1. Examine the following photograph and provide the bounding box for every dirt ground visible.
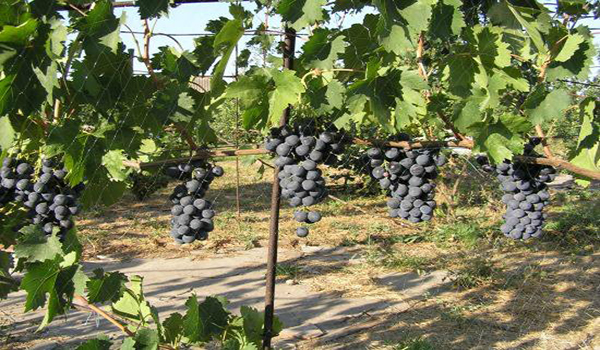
[2,157,599,349]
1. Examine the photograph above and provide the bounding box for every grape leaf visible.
[80,172,127,208]
[429,0,465,40]
[268,69,305,125]
[376,0,434,54]
[162,312,184,345]
[211,18,244,96]
[76,336,112,350]
[135,0,170,19]
[301,29,346,70]
[87,269,127,304]
[102,150,129,182]
[14,226,62,263]
[554,33,584,62]
[571,98,599,185]
[0,251,17,299]
[523,86,572,125]
[443,52,480,97]
[277,0,327,30]
[546,28,596,81]
[183,295,230,342]
[0,18,38,46]
[0,115,14,150]
[112,275,152,322]
[475,26,511,69]
[20,258,80,329]
[133,328,160,350]
[470,113,531,163]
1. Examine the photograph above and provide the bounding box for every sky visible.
[112,2,599,78]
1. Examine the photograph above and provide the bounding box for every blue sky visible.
[114,3,599,78]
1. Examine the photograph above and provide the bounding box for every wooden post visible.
[262,26,296,350]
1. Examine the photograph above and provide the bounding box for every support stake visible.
[263,26,296,350]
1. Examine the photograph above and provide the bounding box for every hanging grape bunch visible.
[265,125,345,238]
[165,161,223,245]
[1,157,34,206]
[21,158,84,239]
[366,138,446,223]
[477,138,556,240]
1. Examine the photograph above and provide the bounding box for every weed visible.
[446,255,499,289]
[275,263,300,279]
[364,247,432,274]
[387,336,434,350]
[434,221,487,248]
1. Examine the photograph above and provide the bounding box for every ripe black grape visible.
[165,160,223,245]
[477,139,555,240]
[266,124,346,237]
[366,138,446,223]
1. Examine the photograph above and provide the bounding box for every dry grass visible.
[11,157,600,349]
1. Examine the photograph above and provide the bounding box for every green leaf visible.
[162,312,184,345]
[87,269,127,304]
[475,26,511,69]
[571,98,599,185]
[523,86,572,125]
[112,275,153,326]
[0,116,15,151]
[470,113,531,163]
[76,336,112,350]
[554,33,584,62]
[136,0,169,19]
[102,150,129,182]
[443,53,480,97]
[183,295,230,343]
[301,29,346,70]
[0,251,18,299]
[268,69,305,125]
[376,0,434,54]
[0,18,38,46]
[21,258,80,329]
[277,0,327,30]
[211,17,245,96]
[133,328,159,350]
[546,28,596,81]
[429,0,465,39]
[80,173,127,208]
[14,226,63,263]
[120,338,136,350]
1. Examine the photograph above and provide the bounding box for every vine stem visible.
[73,294,134,337]
[300,68,364,89]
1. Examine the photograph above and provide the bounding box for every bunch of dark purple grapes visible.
[265,125,345,237]
[165,161,224,245]
[477,138,556,240]
[1,157,34,206]
[22,159,83,239]
[367,143,446,223]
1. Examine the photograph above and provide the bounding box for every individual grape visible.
[296,227,309,238]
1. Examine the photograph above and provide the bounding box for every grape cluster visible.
[265,125,344,237]
[165,161,223,245]
[1,158,34,206]
[477,138,556,240]
[366,142,446,223]
[22,159,84,239]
